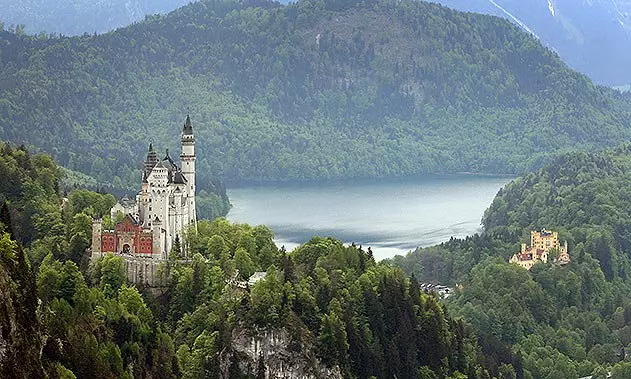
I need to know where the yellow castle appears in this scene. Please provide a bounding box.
[509,229,570,270]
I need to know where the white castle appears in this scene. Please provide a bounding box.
[92,115,197,268]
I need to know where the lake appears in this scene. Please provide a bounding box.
[226,175,512,260]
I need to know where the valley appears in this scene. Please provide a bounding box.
[3,0,631,378]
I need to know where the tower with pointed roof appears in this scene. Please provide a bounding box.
[180,115,197,228]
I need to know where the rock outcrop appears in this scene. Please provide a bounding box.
[224,327,342,379]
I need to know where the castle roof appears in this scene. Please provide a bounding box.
[142,116,193,189]
[183,115,193,135]
[123,213,139,225]
[143,142,159,182]
[514,248,546,262]
[162,149,178,170]
[172,171,187,184]
[153,160,166,170]
[119,197,136,208]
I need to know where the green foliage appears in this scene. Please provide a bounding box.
[63,189,115,219]
[90,254,126,295]
[2,0,631,186]
[611,361,631,379]
[317,298,349,367]
[197,189,230,220]
[154,218,502,377]
[248,266,287,326]
[392,145,631,378]
[0,143,62,244]
[0,226,44,377]
[0,142,514,377]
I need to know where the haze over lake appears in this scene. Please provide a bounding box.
[227,175,512,260]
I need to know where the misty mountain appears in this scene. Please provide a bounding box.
[434,0,631,86]
[1,0,631,185]
[0,0,190,35]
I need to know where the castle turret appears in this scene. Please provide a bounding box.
[152,216,165,260]
[140,143,158,222]
[144,143,158,180]
[91,219,102,259]
[180,115,197,227]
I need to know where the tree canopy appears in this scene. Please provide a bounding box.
[392,144,631,378]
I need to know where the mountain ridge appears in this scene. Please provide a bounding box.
[0,0,191,35]
[1,0,631,184]
[435,0,631,86]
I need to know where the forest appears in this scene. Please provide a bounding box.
[2,0,631,186]
[391,144,631,378]
[0,143,521,378]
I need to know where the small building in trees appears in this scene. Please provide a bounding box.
[509,229,570,270]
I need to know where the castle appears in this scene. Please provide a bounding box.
[509,229,570,270]
[91,116,197,283]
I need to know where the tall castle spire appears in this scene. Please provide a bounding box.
[183,115,193,135]
[180,115,196,229]
[143,142,158,181]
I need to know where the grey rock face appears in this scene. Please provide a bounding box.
[226,327,342,379]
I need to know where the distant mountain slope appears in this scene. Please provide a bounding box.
[435,0,631,86]
[0,0,189,35]
[1,0,631,184]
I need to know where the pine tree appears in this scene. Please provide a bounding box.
[171,235,182,259]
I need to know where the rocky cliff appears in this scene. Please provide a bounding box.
[224,327,342,379]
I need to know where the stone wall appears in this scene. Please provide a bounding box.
[122,256,162,286]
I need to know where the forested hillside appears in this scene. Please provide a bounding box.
[1,0,630,184]
[0,143,517,378]
[391,145,631,378]
[0,0,189,35]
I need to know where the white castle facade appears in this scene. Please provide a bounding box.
[91,116,197,278]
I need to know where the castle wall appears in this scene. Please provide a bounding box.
[124,257,162,286]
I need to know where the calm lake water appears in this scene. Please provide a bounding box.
[226,175,512,260]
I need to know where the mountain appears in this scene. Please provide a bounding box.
[0,0,189,35]
[434,0,631,86]
[1,0,631,184]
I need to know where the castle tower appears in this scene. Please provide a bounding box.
[144,143,158,176]
[140,143,158,223]
[91,219,102,259]
[180,115,197,227]
[152,216,165,260]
